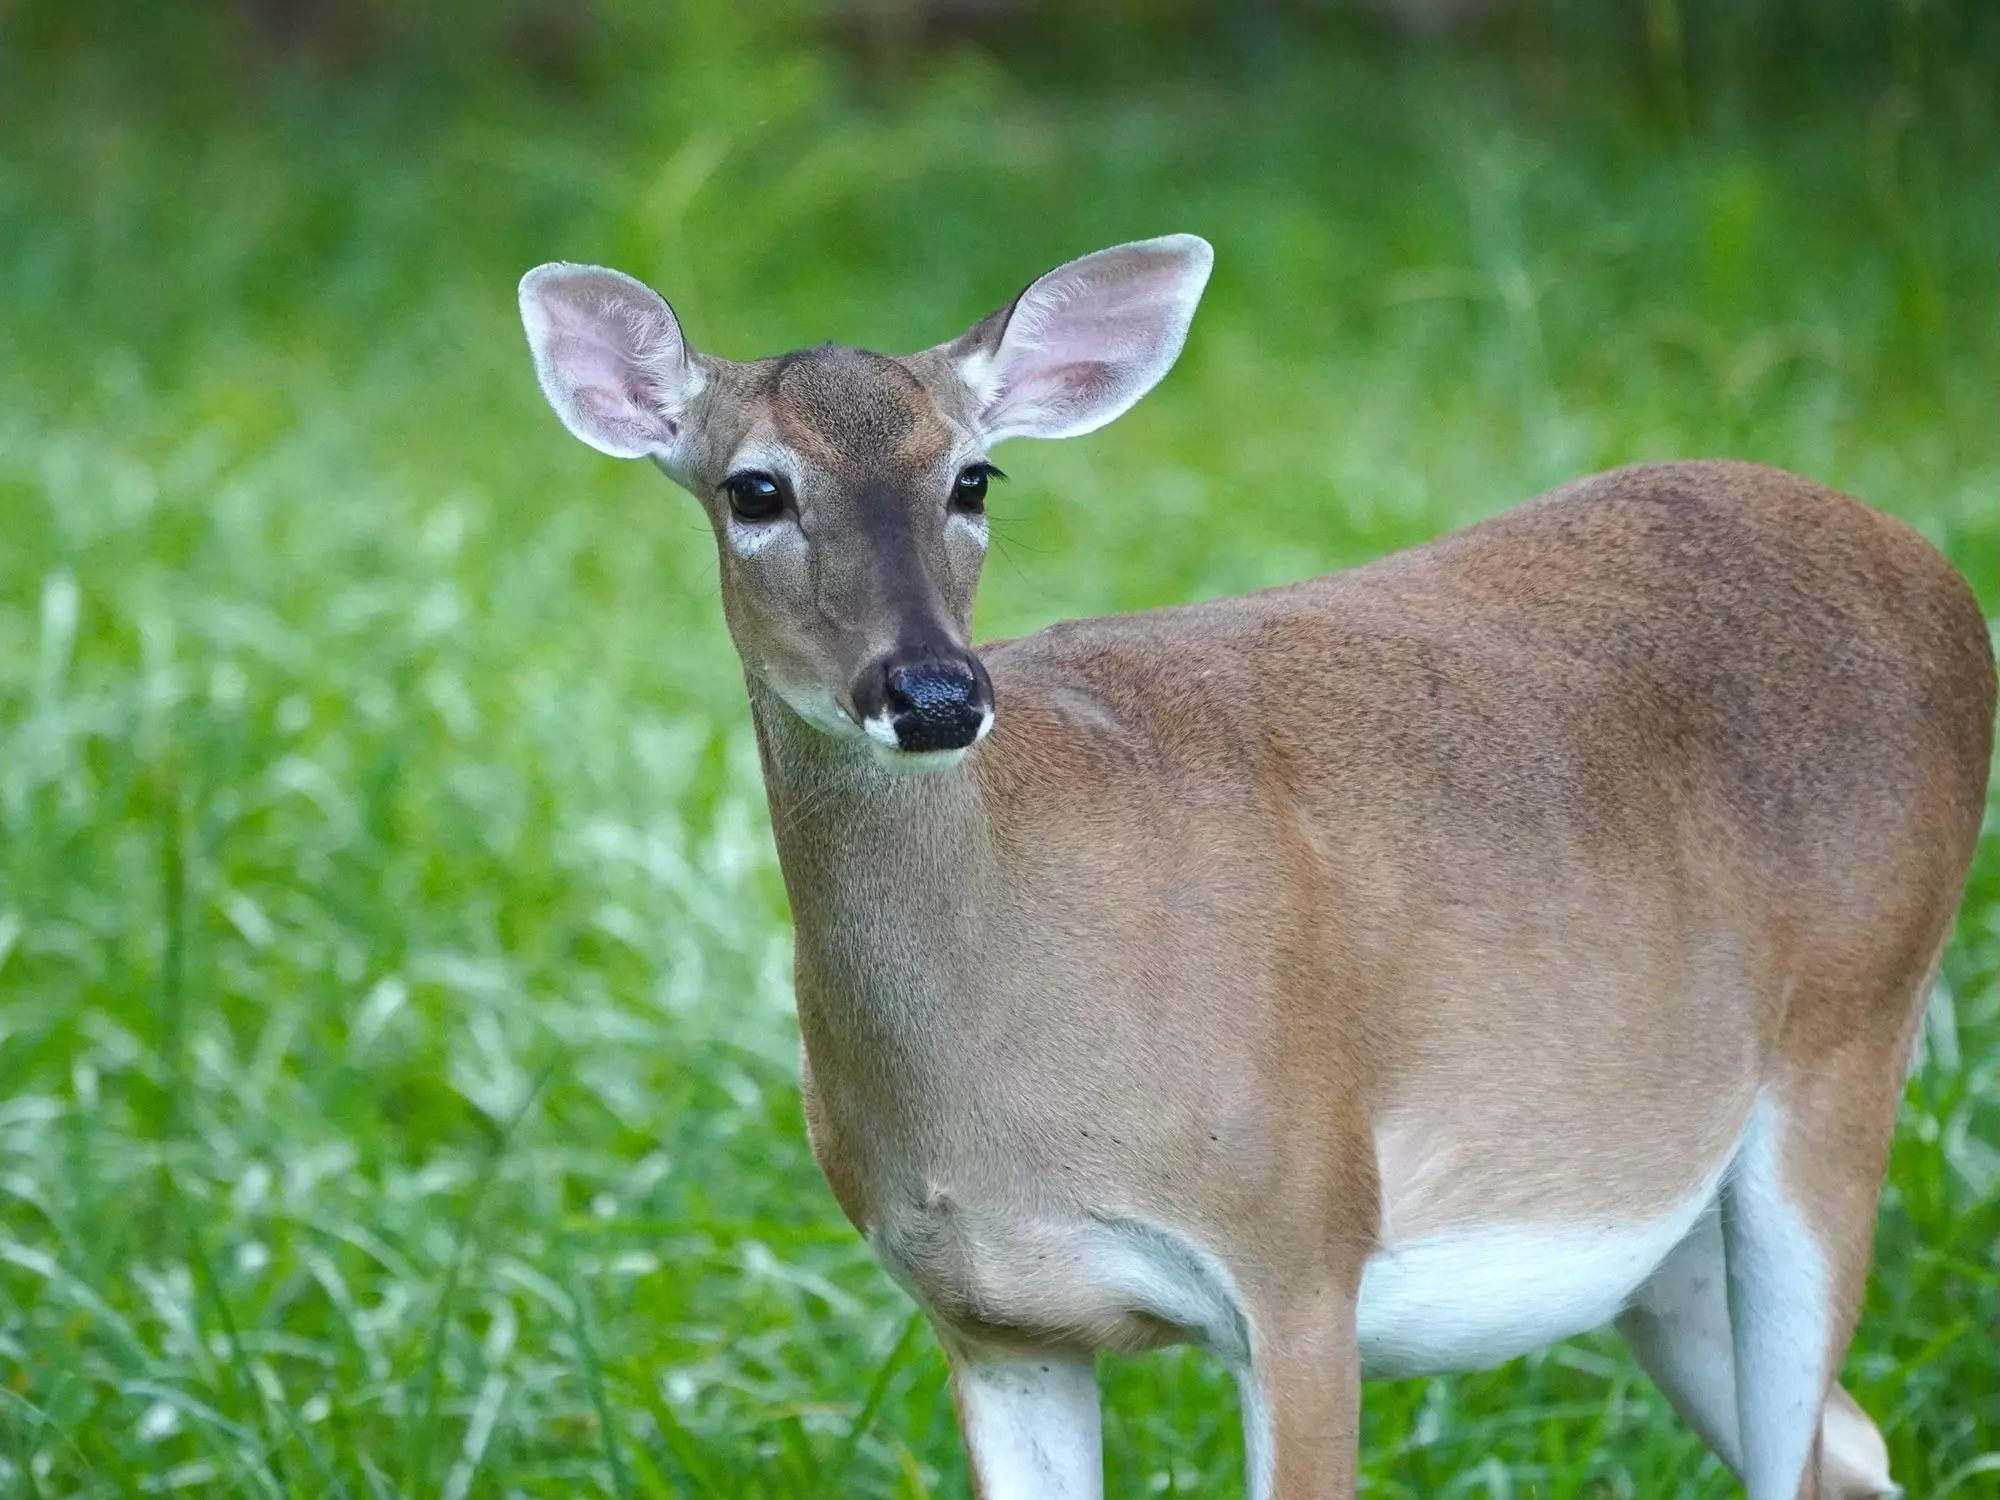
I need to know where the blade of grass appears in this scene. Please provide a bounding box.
[404,1063,554,1495]
[820,1309,925,1498]
[555,1236,634,1500]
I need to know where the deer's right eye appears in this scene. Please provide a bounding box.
[723,471,786,522]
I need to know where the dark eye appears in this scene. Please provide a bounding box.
[723,471,786,522]
[953,462,1002,514]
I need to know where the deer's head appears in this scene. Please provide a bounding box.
[519,235,1211,771]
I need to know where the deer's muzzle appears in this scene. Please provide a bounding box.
[854,654,993,755]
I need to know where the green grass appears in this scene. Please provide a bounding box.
[1,24,1996,1499]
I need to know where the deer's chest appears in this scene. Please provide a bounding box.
[864,1185,1255,1364]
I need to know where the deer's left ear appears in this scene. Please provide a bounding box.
[519,263,702,460]
[945,234,1212,444]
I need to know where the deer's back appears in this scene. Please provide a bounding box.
[986,460,1991,892]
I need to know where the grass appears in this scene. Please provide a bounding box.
[1,20,1995,1498]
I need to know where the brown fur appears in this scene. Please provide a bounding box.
[761,459,1988,1498]
[523,260,1991,1496]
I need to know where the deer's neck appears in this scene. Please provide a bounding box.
[749,682,989,1056]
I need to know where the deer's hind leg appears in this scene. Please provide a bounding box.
[1617,1206,1896,1497]
[1718,1076,1904,1500]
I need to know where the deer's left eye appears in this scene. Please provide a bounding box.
[953,462,1002,514]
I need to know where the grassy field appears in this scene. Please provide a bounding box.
[1,19,1995,1498]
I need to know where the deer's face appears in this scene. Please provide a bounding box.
[668,345,1000,765]
[520,236,1211,772]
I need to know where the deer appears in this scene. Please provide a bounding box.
[518,234,1994,1499]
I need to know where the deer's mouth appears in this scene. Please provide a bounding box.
[860,703,993,773]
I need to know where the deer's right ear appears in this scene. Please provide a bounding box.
[519,264,700,460]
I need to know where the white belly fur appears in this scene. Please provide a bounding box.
[1356,1170,1724,1378]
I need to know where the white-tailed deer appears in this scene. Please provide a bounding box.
[520,236,1993,1499]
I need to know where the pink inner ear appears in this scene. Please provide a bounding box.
[977,243,1207,440]
[1015,261,1186,363]
[991,358,1116,427]
[575,381,673,443]
[545,316,679,449]
[524,267,688,455]
[549,281,681,380]
[554,321,669,412]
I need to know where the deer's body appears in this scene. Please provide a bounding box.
[521,238,1993,1498]
[779,454,1988,1370]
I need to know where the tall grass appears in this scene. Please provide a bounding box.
[0,20,1994,1497]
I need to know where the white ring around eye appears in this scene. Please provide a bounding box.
[725,517,793,558]
[947,511,989,549]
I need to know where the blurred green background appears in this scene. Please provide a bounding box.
[1,2,1995,1495]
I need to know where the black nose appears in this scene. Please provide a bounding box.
[879,660,990,752]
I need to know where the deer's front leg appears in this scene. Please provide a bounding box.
[1239,1282,1362,1500]
[946,1341,1102,1500]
